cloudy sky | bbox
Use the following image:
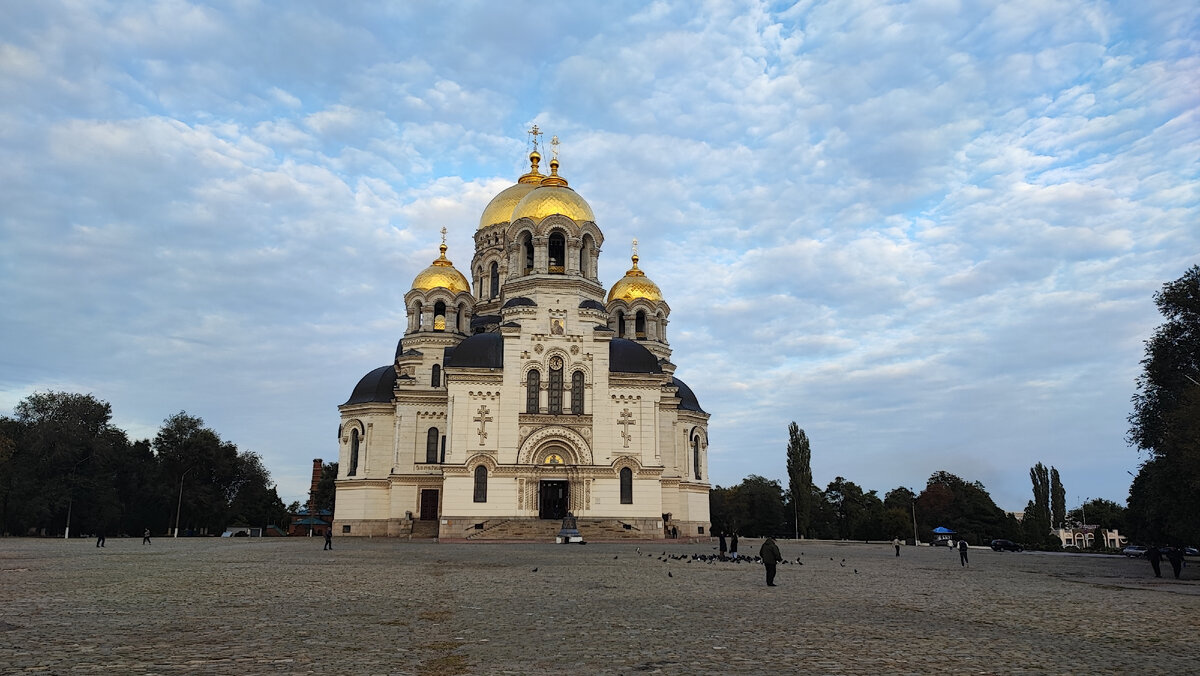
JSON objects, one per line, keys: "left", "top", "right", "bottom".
{"left": 2, "top": 1, "right": 1196, "bottom": 512}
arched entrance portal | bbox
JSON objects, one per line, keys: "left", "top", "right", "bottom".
{"left": 538, "top": 450, "right": 569, "bottom": 520}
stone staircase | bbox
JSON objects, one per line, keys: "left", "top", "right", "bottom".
{"left": 410, "top": 520, "right": 440, "bottom": 539}
{"left": 464, "top": 518, "right": 654, "bottom": 541}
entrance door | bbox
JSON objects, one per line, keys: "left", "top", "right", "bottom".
{"left": 539, "top": 481, "right": 569, "bottom": 520}
{"left": 419, "top": 489, "right": 439, "bottom": 520}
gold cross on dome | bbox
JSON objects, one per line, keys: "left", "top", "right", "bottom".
{"left": 440, "top": 226, "right": 447, "bottom": 245}
{"left": 551, "top": 135, "right": 560, "bottom": 161}
{"left": 527, "top": 125, "right": 542, "bottom": 152}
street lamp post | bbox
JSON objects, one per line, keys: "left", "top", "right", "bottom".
{"left": 64, "top": 454, "right": 92, "bottom": 539}
{"left": 174, "top": 467, "right": 195, "bottom": 538}
{"left": 911, "top": 497, "right": 919, "bottom": 546}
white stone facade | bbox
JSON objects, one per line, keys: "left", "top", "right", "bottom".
{"left": 334, "top": 149, "right": 711, "bottom": 540}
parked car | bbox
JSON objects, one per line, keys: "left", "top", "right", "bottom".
{"left": 1122, "top": 545, "right": 1148, "bottom": 558}
{"left": 990, "top": 539, "right": 1023, "bottom": 552}
{"left": 1185, "top": 546, "right": 1199, "bottom": 556}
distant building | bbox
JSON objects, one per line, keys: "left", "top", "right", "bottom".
{"left": 1055, "top": 526, "right": 1126, "bottom": 549}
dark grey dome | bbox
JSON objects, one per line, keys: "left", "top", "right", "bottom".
{"left": 578, "top": 299, "right": 606, "bottom": 311}
{"left": 344, "top": 365, "right": 396, "bottom": 405}
{"left": 672, "top": 376, "right": 705, "bottom": 413}
{"left": 445, "top": 332, "right": 503, "bottom": 369}
{"left": 609, "top": 338, "right": 661, "bottom": 374}
{"left": 502, "top": 297, "right": 536, "bottom": 308}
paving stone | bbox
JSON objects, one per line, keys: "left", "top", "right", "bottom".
{"left": 0, "top": 538, "right": 1195, "bottom": 674}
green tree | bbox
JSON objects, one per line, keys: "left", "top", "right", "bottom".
{"left": 313, "top": 461, "right": 338, "bottom": 514}
{"left": 916, "top": 471, "right": 1012, "bottom": 545}
{"left": 1067, "top": 498, "right": 1126, "bottom": 533}
{"left": 708, "top": 476, "right": 786, "bottom": 537}
{"left": 1027, "top": 463, "right": 1052, "bottom": 545}
{"left": 785, "top": 423, "right": 812, "bottom": 539}
{"left": 1127, "top": 265, "right": 1200, "bottom": 545}
{"left": 1050, "top": 467, "right": 1065, "bottom": 530}
{"left": 154, "top": 412, "right": 246, "bottom": 534}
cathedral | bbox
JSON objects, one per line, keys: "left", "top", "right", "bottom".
{"left": 333, "top": 134, "right": 711, "bottom": 540}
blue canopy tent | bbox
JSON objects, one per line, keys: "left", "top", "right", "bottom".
{"left": 931, "top": 526, "right": 956, "bottom": 546}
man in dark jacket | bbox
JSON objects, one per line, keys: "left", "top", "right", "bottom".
{"left": 1164, "top": 547, "right": 1183, "bottom": 579}
{"left": 760, "top": 537, "right": 783, "bottom": 586}
{"left": 1147, "top": 545, "right": 1162, "bottom": 577}
{"left": 718, "top": 532, "right": 727, "bottom": 559}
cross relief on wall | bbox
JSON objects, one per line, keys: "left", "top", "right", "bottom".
{"left": 618, "top": 408, "right": 636, "bottom": 448}
{"left": 474, "top": 405, "right": 492, "bottom": 446}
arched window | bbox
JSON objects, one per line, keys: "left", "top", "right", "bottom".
{"left": 571, "top": 371, "right": 584, "bottom": 415}
{"left": 526, "top": 370, "right": 540, "bottom": 413}
{"left": 635, "top": 310, "right": 647, "bottom": 340}
{"left": 548, "top": 232, "right": 565, "bottom": 273}
{"left": 431, "top": 363, "right": 441, "bottom": 388}
{"left": 616, "top": 310, "right": 626, "bottom": 338}
{"left": 548, "top": 362, "right": 563, "bottom": 414}
{"left": 473, "top": 466, "right": 488, "bottom": 503}
{"left": 522, "top": 233, "right": 534, "bottom": 274}
{"left": 489, "top": 261, "right": 499, "bottom": 299}
{"left": 580, "top": 235, "right": 593, "bottom": 278}
{"left": 620, "top": 467, "right": 633, "bottom": 504}
{"left": 348, "top": 429, "right": 360, "bottom": 476}
{"left": 426, "top": 427, "right": 439, "bottom": 464}
{"left": 433, "top": 301, "right": 447, "bottom": 332}
{"left": 693, "top": 437, "right": 701, "bottom": 480}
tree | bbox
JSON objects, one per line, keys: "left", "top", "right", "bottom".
{"left": 785, "top": 423, "right": 812, "bottom": 538}
{"left": 1027, "top": 463, "right": 1052, "bottom": 545}
{"left": 1050, "top": 467, "right": 1065, "bottom": 530}
{"left": 708, "top": 476, "right": 786, "bottom": 537}
{"left": 1067, "top": 498, "right": 1126, "bottom": 533}
{"left": 915, "top": 471, "right": 1013, "bottom": 545}
{"left": 1127, "top": 265, "right": 1200, "bottom": 545}
{"left": 313, "top": 461, "right": 338, "bottom": 514}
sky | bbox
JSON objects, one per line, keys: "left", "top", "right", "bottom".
{"left": 1, "top": 1, "right": 1197, "bottom": 513}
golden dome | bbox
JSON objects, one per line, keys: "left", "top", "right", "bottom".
{"left": 607, "top": 253, "right": 663, "bottom": 303}
{"left": 511, "top": 157, "right": 595, "bottom": 223}
{"left": 478, "top": 150, "right": 545, "bottom": 230}
{"left": 412, "top": 241, "right": 470, "bottom": 294}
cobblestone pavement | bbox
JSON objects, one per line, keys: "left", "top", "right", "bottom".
{"left": 1, "top": 537, "right": 1196, "bottom": 674}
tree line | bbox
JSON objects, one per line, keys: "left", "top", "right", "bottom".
{"left": 0, "top": 392, "right": 290, "bottom": 537}
{"left": 712, "top": 266, "right": 1200, "bottom": 549}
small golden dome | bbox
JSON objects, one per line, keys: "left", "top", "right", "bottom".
{"left": 478, "top": 151, "right": 545, "bottom": 230}
{"left": 412, "top": 241, "right": 470, "bottom": 294}
{"left": 607, "top": 253, "right": 663, "bottom": 303}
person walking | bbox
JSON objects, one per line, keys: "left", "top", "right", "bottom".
{"left": 96, "top": 531, "right": 105, "bottom": 548}
{"left": 718, "top": 532, "right": 727, "bottom": 559}
{"left": 760, "top": 537, "right": 783, "bottom": 586}
{"left": 1164, "top": 547, "right": 1183, "bottom": 579}
{"left": 730, "top": 533, "right": 739, "bottom": 560}
{"left": 1147, "top": 545, "right": 1162, "bottom": 578}
{"left": 142, "top": 528, "right": 152, "bottom": 545}
{"left": 323, "top": 528, "right": 333, "bottom": 551}
{"left": 893, "top": 536, "right": 901, "bottom": 557}
{"left": 957, "top": 539, "right": 969, "bottom": 567}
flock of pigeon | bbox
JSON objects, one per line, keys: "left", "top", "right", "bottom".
{"left": 532, "top": 547, "right": 862, "bottom": 575}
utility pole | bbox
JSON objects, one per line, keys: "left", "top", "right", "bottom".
{"left": 911, "top": 497, "right": 919, "bottom": 545}
{"left": 174, "top": 467, "right": 195, "bottom": 538}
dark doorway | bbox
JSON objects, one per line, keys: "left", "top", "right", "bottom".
{"left": 539, "top": 481, "right": 569, "bottom": 520}
{"left": 419, "top": 490, "right": 439, "bottom": 521}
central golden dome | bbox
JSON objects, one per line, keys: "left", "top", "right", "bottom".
{"left": 511, "top": 157, "right": 595, "bottom": 223}
{"left": 412, "top": 242, "right": 470, "bottom": 294}
{"left": 478, "top": 151, "right": 545, "bottom": 229}
{"left": 607, "top": 253, "right": 663, "bottom": 303}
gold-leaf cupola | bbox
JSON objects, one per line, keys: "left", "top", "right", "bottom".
{"left": 511, "top": 135, "right": 595, "bottom": 223}
{"left": 477, "top": 149, "right": 544, "bottom": 230}
{"left": 412, "top": 229, "right": 471, "bottom": 294}
{"left": 607, "top": 239, "right": 663, "bottom": 303}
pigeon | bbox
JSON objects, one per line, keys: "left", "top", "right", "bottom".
{"left": 668, "top": 571, "right": 673, "bottom": 577}
{"left": 614, "top": 556, "right": 619, "bottom": 560}
{"left": 854, "top": 569, "right": 858, "bottom": 574}
{"left": 531, "top": 568, "right": 538, "bottom": 572}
